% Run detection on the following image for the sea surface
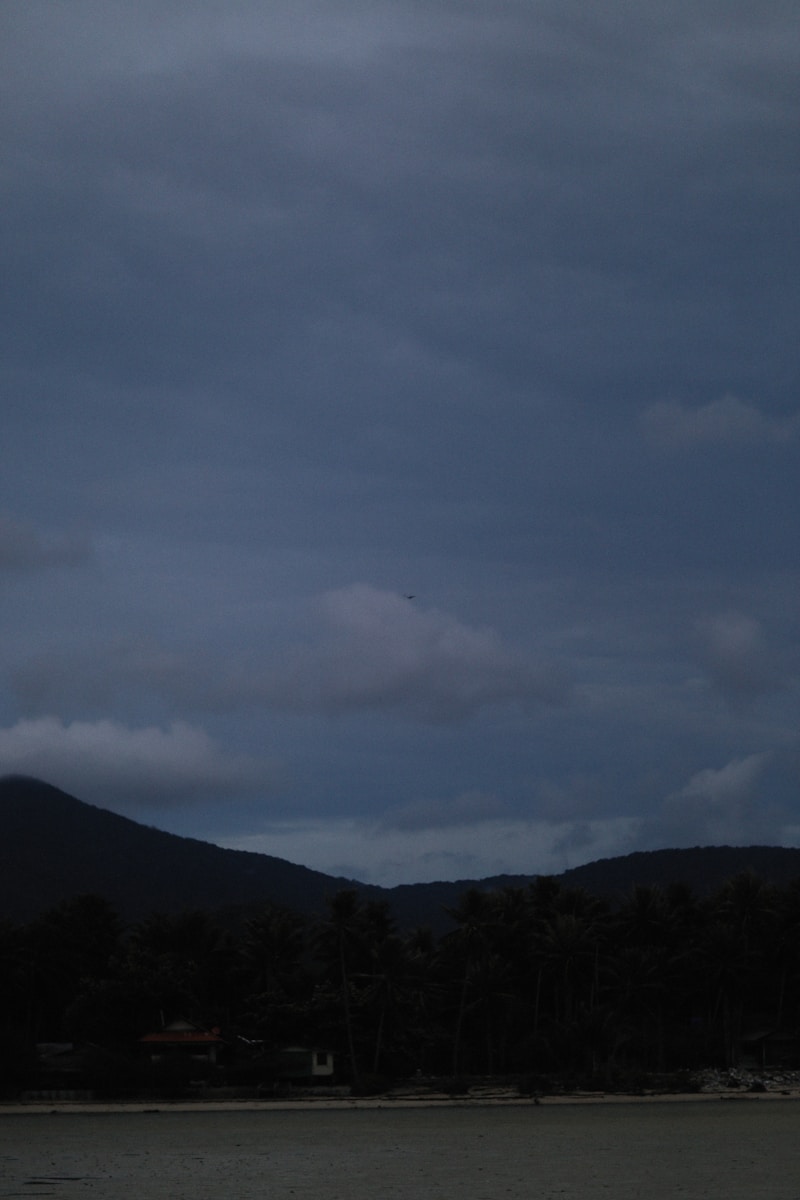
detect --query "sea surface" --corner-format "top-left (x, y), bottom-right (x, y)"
top-left (2, 1100), bottom-right (799, 1199)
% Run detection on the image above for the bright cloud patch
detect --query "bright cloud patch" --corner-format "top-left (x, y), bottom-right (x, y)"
top-left (0, 717), bottom-right (270, 808)
top-left (216, 814), bottom-right (641, 886)
top-left (655, 753), bottom-right (774, 845)
top-left (677, 754), bottom-right (768, 806)
top-left (267, 584), bottom-right (568, 720)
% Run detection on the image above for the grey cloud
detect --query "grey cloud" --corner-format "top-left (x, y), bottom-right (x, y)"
top-left (11, 637), bottom-right (213, 718)
top-left (0, 716), bottom-right (272, 809)
top-left (549, 819), bottom-right (635, 864)
top-left (642, 397), bottom-right (800, 449)
top-left (384, 790), bottom-right (509, 832)
top-left (4, 1), bottom-right (795, 403)
top-left (0, 512), bottom-right (90, 572)
top-left (11, 587), bottom-right (569, 723)
top-left (696, 611), bottom-right (780, 701)
top-left (648, 752), bottom-right (783, 847)
top-left (676, 753), bottom-right (768, 806)
top-left (0, 3), bottom-right (798, 882)
top-left (267, 585), bottom-right (569, 720)
top-left (533, 773), bottom-right (608, 822)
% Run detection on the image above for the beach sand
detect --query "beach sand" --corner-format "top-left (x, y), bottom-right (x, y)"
top-left (2, 1095), bottom-right (800, 1199)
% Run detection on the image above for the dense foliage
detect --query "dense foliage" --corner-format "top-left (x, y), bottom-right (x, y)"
top-left (2, 872), bottom-right (800, 1095)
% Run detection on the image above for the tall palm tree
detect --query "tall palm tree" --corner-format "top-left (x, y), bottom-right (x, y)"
top-left (443, 888), bottom-right (496, 1075)
top-left (772, 879), bottom-right (800, 1027)
top-left (238, 904), bottom-right (310, 1043)
top-left (706, 871), bottom-right (778, 1064)
top-left (125, 909), bottom-right (233, 1026)
top-left (316, 889), bottom-right (365, 1083)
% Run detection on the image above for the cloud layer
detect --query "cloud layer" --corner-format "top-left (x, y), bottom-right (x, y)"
top-left (643, 397), bottom-right (800, 450)
top-left (1, 2), bottom-right (798, 883)
top-left (0, 513), bottom-right (90, 572)
top-left (653, 753), bottom-right (780, 847)
top-left (0, 717), bottom-right (271, 810)
top-left (271, 586), bottom-right (568, 719)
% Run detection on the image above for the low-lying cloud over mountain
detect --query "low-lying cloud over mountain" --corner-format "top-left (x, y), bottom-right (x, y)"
top-left (0, 717), bottom-right (274, 810)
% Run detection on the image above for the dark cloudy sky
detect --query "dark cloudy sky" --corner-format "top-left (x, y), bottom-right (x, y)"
top-left (2, 1), bottom-right (798, 884)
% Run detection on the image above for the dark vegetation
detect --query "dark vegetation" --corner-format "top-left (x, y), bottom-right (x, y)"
top-left (3, 776), bottom-right (800, 1099)
top-left (3, 871), bottom-right (800, 1099)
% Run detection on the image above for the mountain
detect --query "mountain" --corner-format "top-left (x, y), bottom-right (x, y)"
top-left (3, 775), bottom-right (800, 928)
top-left (0, 775), bottom-right (376, 923)
top-left (384, 846), bottom-right (800, 927)
top-left (558, 845), bottom-right (800, 896)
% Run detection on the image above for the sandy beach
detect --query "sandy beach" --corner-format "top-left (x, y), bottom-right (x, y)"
top-left (3, 1096), bottom-right (800, 1199)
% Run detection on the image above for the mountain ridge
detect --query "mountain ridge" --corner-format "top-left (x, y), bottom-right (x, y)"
top-left (0, 774), bottom-right (373, 922)
top-left (4, 774), bottom-right (800, 928)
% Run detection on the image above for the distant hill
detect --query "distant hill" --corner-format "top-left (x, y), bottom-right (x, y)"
top-left (384, 845), bottom-right (800, 927)
top-left (3, 775), bottom-right (800, 929)
top-left (557, 845), bottom-right (800, 897)
top-left (0, 775), bottom-right (373, 923)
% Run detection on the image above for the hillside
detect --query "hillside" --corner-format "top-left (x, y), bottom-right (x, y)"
top-left (3, 775), bottom-right (800, 928)
top-left (0, 775), bottom-right (372, 923)
top-left (558, 845), bottom-right (800, 897)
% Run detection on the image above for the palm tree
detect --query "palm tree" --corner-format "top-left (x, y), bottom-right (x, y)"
top-left (21, 894), bottom-right (123, 1040)
top-left (125, 909), bottom-right (233, 1026)
top-left (240, 905), bottom-right (308, 995)
top-left (399, 926), bottom-right (443, 1074)
top-left (772, 879), bottom-right (800, 1027)
top-left (316, 889), bottom-right (365, 1083)
top-left (443, 888), bottom-right (497, 1075)
top-left (237, 904), bottom-right (310, 1043)
top-left (706, 872), bottom-right (778, 1063)
top-left (358, 910), bottom-right (408, 1074)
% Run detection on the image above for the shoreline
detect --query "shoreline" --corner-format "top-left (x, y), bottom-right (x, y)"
top-left (4, 1088), bottom-right (800, 1115)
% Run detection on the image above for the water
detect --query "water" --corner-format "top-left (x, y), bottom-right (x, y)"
top-left (2, 1101), bottom-right (798, 1199)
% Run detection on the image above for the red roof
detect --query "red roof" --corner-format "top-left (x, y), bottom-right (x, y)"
top-left (140, 1030), bottom-right (224, 1044)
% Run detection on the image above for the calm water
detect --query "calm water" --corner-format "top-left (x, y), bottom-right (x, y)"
top-left (1, 1101), bottom-right (799, 1199)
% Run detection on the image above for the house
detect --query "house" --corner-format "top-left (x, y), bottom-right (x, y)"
top-left (272, 1046), bottom-right (335, 1080)
top-left (139, 1019), bottom-right (226, 1066)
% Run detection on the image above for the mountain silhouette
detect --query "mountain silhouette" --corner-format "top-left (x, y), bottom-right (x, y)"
top-left (0, 775), bottom-right (372, 923)
top-left (3, 775), bottom-right (800, 928)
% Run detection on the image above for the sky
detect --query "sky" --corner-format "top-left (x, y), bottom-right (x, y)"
top-left (1, 1), bottom-right (798, 886)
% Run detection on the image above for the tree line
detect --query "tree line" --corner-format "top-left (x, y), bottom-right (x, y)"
top-left (2, 870), bottom-right (799, 1093)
